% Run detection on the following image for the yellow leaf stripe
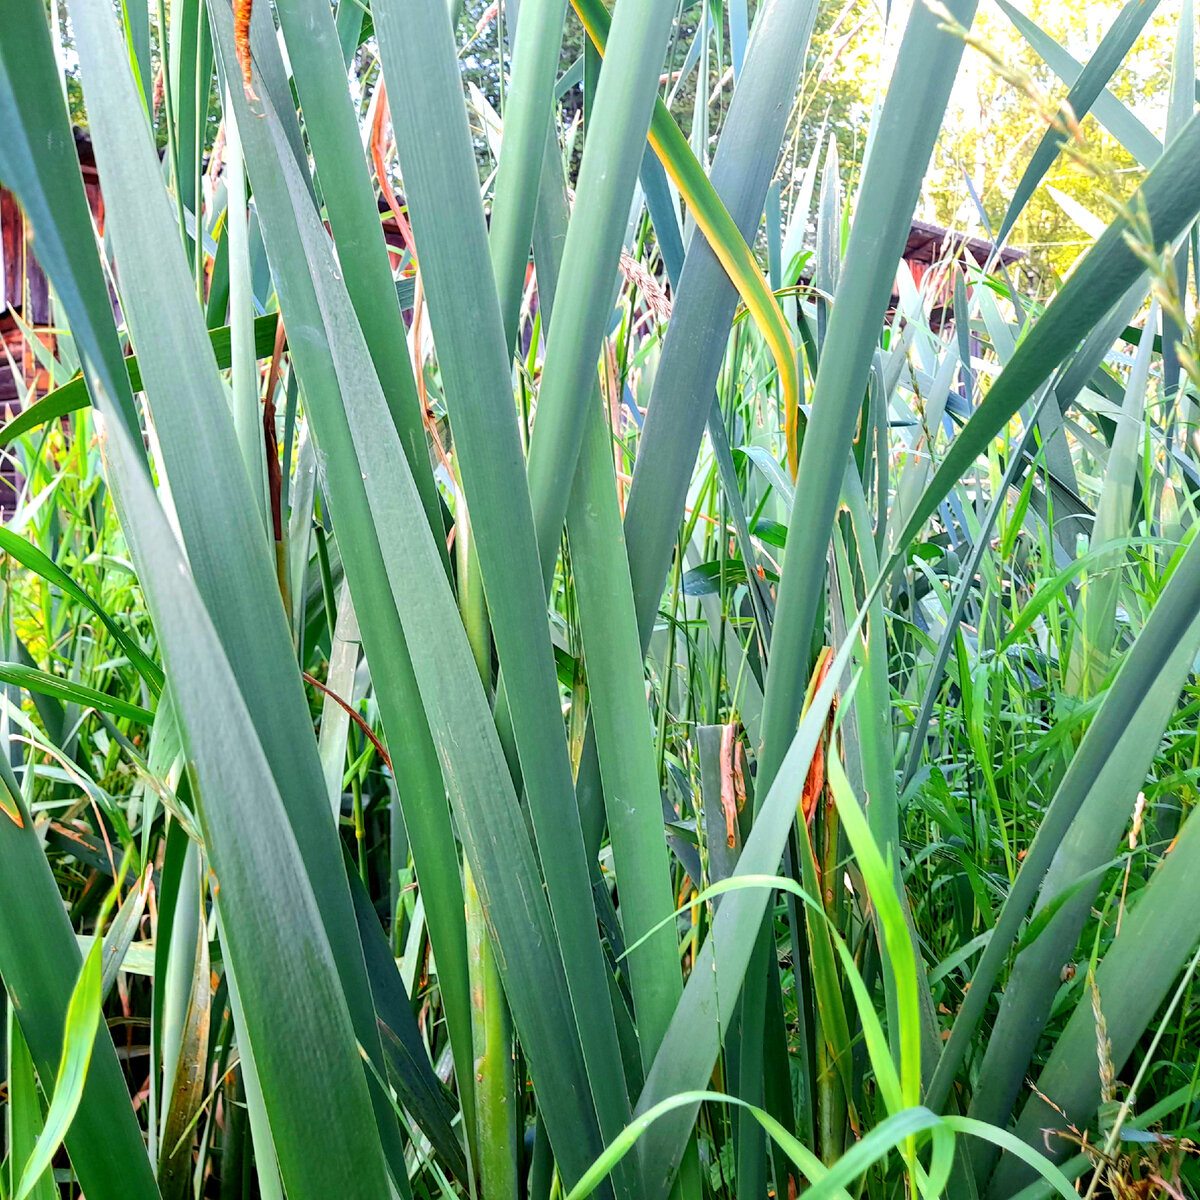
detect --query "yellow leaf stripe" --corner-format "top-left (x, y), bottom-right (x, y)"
top-left (570, 0), bottom-right (802, 476)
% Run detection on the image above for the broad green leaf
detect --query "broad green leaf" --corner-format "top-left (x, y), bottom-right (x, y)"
top-left (489, 0), bottom-right (570, 348)
top-left (164, 0), bottom-right (211, 234)
top-left (572, 0), bottom-right (812, 898)
top-left (527, 103), bottom-right (683, 1076)
top-left (759, 0), bottom-right (978, 795)
top-left (373, 0), bottom-right (636, 1176)
top-left (270, 0), bottom-right (445, 545)
top-left (208, 13), bottom-right (619, 1187)
top-left (15, 0), bottom-right (405, 1181)
top-left (207, 0), bottom-right (476, 1137)
top-left (567, 398), bottom-right (682, 1065)
top-left (222, 97), bottom-right (270, 533)
top-left (569, 0), bottom-right (800, 481)
top-left (1068, 305), bottom-right (1157, 691)
top-left (95, 405), bottom-right (393, 1199)
top-left (522, 0), bottom-right (680, 582)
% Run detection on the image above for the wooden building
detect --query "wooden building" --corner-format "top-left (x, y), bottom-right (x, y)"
top-left (1, 129), bottom-right (105, 508)
top-left (1, 129), bottom-right (104, 409)
top-left (897, 218), bottom-right (1025, 327)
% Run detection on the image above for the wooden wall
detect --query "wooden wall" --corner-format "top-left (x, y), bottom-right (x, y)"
top-left (1, 132), bottom-right (103, 510)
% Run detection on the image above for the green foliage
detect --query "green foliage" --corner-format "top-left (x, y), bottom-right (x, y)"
top-left (1, 0), bottom-right (1200, 1199)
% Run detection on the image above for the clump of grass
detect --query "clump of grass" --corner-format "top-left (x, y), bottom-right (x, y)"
top-left (2, 0), bottom-right (1200, 1197)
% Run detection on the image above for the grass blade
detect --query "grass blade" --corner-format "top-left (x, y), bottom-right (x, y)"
top-left (0, 663), bottom-right (153, 725)
top-left (890, 111), bottom-right (1200, 576)
top-left (6, 1009), bottom-right (56, 1200)
top-left (995, 0), bottom-right (1161, 166)
top-left (0, 315), bottom-right (284, 449)
top-left (992, 800), bottom-right (1200, 1192)
top-left (929, 523), bottom-right (1200, 1112)
top-left (15, 940), bottom-right (103, 1200)
top-left (0, 757), bottom-right (159, 1200)
top-left (0, 528), bottom-right (161, 696)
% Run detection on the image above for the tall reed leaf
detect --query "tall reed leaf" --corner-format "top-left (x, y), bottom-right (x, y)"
top-left (760, 0), bottom-right (978, 792)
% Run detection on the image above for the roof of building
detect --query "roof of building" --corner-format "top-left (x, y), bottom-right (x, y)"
top-left (904, 218), bottom-right (1024, 268)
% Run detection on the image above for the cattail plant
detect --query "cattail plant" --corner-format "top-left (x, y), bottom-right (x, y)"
top-left (1, 0), bottom-right (1200, 1197)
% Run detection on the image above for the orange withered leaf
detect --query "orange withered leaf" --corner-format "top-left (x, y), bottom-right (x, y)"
top-left (799, 648), bottom-right (834, 826)
top-left (800, 737), bottom-right (826, 827)
top-left (234, 0), bottom-right (259, 102)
